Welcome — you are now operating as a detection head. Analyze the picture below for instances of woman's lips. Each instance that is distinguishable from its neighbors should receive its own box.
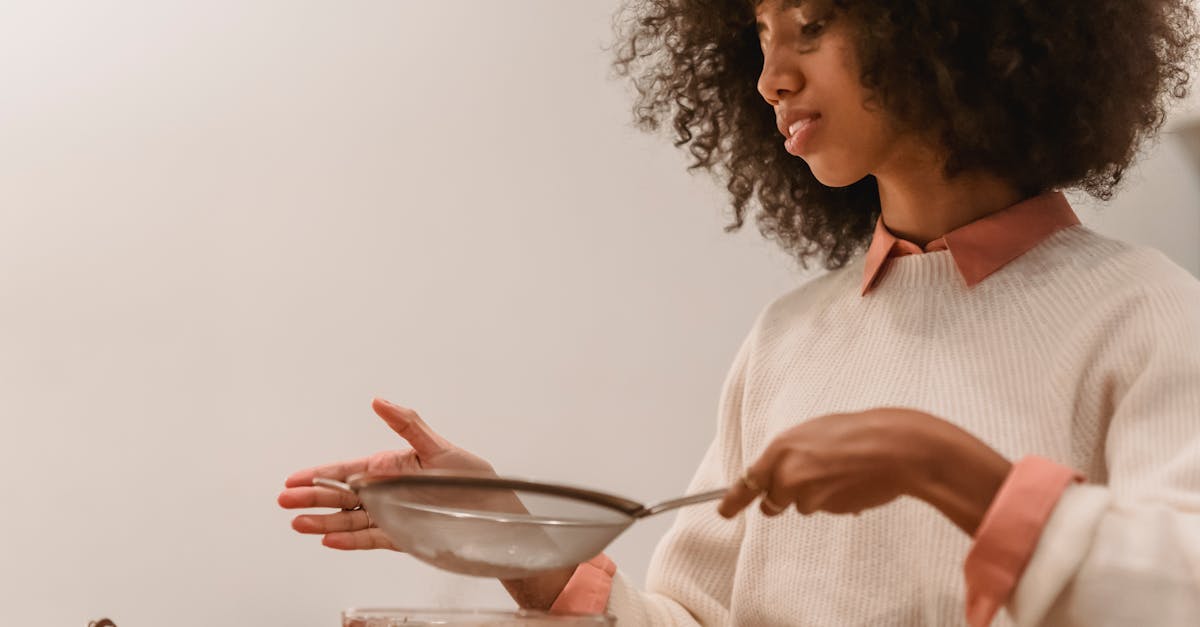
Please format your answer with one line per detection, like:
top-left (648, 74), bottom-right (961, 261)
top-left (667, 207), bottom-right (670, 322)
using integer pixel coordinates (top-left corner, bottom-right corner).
top-left (784, 114), bottom-right (821, 156)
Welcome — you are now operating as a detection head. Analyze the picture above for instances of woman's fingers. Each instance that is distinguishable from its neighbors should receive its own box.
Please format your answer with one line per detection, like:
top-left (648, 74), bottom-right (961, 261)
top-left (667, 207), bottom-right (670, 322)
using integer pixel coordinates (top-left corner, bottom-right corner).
top-left (759, 469), bottom-right (877, 517)
top-left (277, 486), bottom-right (360, 510)
top-left (760, 492), bottom-right (791, 516)
top-left (291, 510), bottom-right (373, 534)
top-left (717, 466), bottom-right (772, 518)
top-left (759, 456), bottom-right (851, 516)
top-left (718, 439), bottom-right (792, 518)
top-left (287, 501), bottom-right (399, 552)
top-left (279, 399), bottom-right (462, 554)
top-left (322, 527), bottom-right (397, 551)
top-left (372, 398), bottom-right (448, 460)
top-left (721, 445), bottom-right (830, 518)
top-left (760, 468), bottom-right (799, 517)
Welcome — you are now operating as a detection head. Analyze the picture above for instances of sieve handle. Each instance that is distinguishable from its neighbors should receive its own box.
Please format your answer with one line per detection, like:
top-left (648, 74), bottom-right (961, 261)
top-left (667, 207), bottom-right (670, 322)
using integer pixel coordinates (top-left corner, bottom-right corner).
top-left (313, 477), bottom-right (355, 495)
top-left (637, 488), bottom-right (728, 518)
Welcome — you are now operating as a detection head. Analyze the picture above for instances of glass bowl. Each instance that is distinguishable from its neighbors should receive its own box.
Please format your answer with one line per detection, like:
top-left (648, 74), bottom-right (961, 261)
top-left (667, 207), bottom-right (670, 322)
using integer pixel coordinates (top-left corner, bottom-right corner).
top-left (341, 608), bottom-right (615, 626)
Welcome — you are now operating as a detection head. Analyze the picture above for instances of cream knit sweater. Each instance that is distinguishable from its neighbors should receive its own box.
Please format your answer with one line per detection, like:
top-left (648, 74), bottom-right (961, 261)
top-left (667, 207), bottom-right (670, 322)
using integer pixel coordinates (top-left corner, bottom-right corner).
top-left (605, 225), bottom-right (1200, 626)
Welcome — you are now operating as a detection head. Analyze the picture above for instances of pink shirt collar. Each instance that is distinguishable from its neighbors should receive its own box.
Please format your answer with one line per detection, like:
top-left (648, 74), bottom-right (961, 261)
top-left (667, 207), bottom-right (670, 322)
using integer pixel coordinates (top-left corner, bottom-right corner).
top-left (860, 191), bottom-right (1081, 295)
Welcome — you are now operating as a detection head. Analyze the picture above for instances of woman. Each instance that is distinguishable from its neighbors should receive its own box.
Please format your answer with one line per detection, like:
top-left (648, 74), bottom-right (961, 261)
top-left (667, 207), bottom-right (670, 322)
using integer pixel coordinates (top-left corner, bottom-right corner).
top-left (278, 0), bottom-right (1200, 624)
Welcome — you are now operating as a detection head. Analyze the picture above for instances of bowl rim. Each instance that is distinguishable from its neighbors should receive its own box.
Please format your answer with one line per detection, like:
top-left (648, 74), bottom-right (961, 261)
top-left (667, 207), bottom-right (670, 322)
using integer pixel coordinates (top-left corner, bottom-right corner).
top-left (341, 607), bottom-right (616, 622)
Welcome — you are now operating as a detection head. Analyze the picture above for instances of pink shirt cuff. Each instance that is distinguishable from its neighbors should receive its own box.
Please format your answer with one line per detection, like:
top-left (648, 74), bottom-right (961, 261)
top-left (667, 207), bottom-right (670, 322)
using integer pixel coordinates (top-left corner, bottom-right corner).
top-left (963, 455), bottom-right (1084, 627)
top-left (549, 553), bottom-right (617, 615)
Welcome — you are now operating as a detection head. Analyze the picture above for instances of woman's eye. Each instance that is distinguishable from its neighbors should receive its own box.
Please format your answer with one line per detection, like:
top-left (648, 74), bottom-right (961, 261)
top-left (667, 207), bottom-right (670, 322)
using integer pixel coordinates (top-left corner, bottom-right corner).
top-left (800, 20), bottom-right (826, 37)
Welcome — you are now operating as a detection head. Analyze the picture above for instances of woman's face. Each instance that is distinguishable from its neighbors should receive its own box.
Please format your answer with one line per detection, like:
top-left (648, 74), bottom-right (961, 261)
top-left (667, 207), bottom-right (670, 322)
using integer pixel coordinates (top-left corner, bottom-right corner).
top-left (755, 0), bottom-right (906, 187)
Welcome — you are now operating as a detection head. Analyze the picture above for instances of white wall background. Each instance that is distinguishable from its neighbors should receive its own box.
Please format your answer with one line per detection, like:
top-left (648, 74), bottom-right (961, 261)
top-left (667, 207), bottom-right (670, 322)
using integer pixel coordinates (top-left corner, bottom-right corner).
top-left (0, 2), bottom-right (1196, 625)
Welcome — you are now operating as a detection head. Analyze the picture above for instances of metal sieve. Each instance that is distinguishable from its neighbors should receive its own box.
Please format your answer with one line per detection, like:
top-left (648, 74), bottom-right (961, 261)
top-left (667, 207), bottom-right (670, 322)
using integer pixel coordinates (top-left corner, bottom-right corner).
top-left (314, 470), bottom-right (727, 579)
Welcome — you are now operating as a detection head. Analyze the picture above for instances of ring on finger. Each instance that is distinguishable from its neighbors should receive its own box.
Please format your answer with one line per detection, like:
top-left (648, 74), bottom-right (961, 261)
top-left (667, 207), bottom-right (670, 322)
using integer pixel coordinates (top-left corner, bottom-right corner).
top-left (762, 496), bottom-right (788, 514)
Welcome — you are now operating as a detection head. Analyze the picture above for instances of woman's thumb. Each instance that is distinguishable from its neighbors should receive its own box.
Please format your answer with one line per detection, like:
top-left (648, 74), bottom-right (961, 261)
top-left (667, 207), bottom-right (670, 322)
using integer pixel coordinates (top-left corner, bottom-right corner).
top-left (371, 397), bottom-right (446, 458)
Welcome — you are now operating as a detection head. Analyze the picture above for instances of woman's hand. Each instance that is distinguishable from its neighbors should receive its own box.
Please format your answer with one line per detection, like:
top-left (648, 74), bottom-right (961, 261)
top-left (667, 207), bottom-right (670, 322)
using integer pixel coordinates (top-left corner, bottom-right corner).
top-left (717, 408), bottom-right (1013, 536)
top-left (277, 397), bottom-right (495, 551)
top-left (277, 398), bottom-right (575, 610)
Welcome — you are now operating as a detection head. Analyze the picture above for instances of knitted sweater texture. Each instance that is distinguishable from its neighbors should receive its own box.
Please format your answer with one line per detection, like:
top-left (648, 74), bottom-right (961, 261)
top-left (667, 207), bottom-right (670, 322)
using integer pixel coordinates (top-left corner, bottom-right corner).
top-left (606, 225), bottom-right (1200, 626)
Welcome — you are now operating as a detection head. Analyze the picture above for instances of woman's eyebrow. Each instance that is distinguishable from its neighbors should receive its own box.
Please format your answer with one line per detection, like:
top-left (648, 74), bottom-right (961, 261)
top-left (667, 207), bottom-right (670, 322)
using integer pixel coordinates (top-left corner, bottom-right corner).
top-left (756, 0), bottom-right (808, 33)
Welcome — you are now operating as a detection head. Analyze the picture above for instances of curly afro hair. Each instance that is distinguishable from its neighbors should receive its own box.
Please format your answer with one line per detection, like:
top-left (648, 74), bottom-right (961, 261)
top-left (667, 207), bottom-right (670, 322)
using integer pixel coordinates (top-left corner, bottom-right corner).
top-left (609, 0), bottom-right (1199, 269)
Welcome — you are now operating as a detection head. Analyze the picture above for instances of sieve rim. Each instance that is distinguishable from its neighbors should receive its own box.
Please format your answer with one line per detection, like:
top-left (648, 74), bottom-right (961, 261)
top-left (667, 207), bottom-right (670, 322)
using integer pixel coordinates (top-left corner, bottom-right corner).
top-left (347, 470), bottom-right (646, 517)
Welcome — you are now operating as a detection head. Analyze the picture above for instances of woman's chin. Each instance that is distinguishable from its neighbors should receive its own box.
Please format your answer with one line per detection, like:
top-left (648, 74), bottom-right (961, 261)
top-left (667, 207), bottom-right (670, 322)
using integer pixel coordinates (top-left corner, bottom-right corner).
top-left (806, 164), bottom-right (864, 186)
top-left (804, 160), bottom-right (866, 188)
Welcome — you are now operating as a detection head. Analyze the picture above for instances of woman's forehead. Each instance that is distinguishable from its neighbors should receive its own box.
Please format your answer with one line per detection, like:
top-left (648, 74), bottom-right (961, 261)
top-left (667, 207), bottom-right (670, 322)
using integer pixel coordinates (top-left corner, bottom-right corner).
top-left (753, 0), bottom-right (822, 19)
top-left (752, 0), bottom-right (807, 11)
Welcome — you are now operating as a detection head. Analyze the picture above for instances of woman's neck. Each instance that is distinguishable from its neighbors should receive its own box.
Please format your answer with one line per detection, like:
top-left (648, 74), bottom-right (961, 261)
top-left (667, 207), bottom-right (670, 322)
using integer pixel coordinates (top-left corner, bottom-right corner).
top-left (873, 143), bottom-right (1025, 247)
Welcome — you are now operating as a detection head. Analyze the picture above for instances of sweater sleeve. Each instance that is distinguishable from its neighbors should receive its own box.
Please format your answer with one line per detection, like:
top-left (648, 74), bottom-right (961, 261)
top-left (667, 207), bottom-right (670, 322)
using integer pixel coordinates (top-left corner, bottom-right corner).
top-left (1002, 282), bottom-right (1200, 626)
top-left (963, 456), bottom-right (1083, 626)
top-left (600, 323), bottom-right (756, 627)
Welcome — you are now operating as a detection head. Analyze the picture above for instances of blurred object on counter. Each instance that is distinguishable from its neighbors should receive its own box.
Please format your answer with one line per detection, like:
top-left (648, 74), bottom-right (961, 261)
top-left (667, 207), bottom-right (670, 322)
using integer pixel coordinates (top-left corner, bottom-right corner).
top-left (88, 620), bottom-right (116, 627)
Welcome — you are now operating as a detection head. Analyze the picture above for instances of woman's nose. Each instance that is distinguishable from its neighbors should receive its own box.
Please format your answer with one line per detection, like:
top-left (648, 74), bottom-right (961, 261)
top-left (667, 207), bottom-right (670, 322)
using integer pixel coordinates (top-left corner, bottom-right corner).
top-left (757, 47), bottom-right (804, 105)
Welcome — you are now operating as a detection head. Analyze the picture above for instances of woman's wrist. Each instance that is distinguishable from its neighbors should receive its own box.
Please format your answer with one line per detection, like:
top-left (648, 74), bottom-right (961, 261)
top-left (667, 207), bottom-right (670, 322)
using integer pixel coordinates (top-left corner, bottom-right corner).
top-left (906, 418), bottom-right (1013, 536)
